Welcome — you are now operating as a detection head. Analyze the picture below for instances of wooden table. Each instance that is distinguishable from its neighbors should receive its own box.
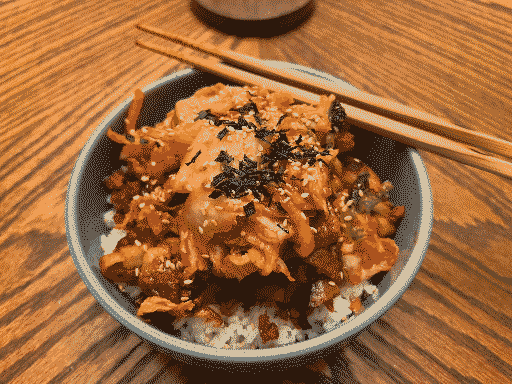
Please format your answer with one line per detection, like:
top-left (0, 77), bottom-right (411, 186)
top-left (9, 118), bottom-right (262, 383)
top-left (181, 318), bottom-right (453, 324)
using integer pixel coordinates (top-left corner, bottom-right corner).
top-left (2, 0), bottom-right (512, 383)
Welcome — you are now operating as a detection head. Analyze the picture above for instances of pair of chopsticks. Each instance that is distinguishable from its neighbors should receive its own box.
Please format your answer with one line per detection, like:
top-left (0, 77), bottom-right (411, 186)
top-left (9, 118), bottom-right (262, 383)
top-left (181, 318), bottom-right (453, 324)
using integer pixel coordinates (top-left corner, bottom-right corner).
top-left (135, 24), bottom-right (512, 180)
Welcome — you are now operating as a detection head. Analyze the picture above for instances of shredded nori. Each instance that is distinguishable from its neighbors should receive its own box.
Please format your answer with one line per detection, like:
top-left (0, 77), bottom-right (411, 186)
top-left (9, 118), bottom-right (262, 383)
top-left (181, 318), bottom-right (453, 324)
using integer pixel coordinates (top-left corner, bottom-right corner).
top-left (195, 110), bottom-right (211, 121)
top-left (217, 127), bottom-right (229, 140)
top-left (209, 103), bottom-right (332, 202)
top-left (208, 190), bottom-right (224, 199)
top-left (185, 150), bottom-right (202, 166)
top-left (276, 114), bottom-right (287, 126)
top-left (238, 102), bottom-right (259, 116)
top-left (208, 150), bottom-right (284, 200)
top-left (215, 150), bottom-right (234, 164)
top-left (126, 134), bottom-right (135, 143)
top-left (140, 138), bottom-right (149, 145)
top-left (243, 201), bottom-right (256, 217)
top-left (254, 127), bottom-right (275, 142)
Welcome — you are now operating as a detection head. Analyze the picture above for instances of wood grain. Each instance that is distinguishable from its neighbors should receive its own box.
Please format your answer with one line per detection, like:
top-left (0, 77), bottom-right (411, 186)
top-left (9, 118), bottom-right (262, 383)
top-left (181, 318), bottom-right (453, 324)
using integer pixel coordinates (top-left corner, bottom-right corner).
top-left (1, 0), bottom-right (512, 383)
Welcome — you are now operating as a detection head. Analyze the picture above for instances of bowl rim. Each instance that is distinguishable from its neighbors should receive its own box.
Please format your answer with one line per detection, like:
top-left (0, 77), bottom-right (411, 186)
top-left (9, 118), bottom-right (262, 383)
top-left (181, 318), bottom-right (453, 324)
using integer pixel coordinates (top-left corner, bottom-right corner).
top-left (65, 61), bottom-right (433, 363)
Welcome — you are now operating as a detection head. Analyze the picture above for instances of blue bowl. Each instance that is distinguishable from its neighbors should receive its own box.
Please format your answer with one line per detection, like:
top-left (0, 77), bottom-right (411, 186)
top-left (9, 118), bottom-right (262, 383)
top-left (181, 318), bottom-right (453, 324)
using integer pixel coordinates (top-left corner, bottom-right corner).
top-left (65, 61), bottom-right (433, 371)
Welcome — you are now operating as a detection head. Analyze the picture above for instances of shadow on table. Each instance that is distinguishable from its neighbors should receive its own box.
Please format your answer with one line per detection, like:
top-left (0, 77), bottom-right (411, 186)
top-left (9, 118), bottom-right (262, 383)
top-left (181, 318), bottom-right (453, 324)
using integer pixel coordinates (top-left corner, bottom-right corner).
top-left (146, 341), bottom-right (363, 384)
top-left (189, 0), bottom-right (316, 38)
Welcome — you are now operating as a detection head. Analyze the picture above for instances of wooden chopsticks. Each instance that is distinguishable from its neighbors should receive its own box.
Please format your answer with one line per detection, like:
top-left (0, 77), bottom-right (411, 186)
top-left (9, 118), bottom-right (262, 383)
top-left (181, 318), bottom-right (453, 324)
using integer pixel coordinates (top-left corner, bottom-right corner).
top-left (135, 24), bottom-right (512, 180)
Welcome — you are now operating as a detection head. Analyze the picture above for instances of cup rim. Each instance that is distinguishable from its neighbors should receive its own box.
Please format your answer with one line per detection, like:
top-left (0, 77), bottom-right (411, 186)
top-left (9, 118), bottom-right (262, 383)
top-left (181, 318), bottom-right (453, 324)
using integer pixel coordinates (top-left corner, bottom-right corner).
top-left (65, 61), bottom-right (433, 363)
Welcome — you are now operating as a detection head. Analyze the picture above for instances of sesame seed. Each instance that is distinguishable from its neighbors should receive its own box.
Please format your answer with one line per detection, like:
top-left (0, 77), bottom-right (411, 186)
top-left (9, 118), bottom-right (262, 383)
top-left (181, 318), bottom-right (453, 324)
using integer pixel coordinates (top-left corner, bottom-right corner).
top-left (346, 200), bottom-right (354, 207)
top-left (170, 263), bottom-right (176, 270)
top-left (300, 212), bottom-right (307, 219)
top-left (142, 127), bottom-right (148, 133)
top-left (150, 179), bottom-right (157, 185)
top-left (184, 279), bottom-right (193, 285)
top-left (211, 219), bottom-right (218, 226)
top-left (354, 158), bottom-right (360, 162)
top-left (133, 195), bottom-right (140, 200)
top-left (203, 220), bottom-right (208, 227)
top-left (344, 216), bottom-right (353, 221)
top-left (286, 108), bottom-right (292, 113)
top-left (301, 193), bottom-right (309, 198)
top-left (338, 237), bottom-right (345, 243)
top-left (135, 267), bottom-right (139, 277)
top-left (283, 219), bottom-right (288, 226)
top-left (141, 176), bottom-right (149, 182)
top-left (135, 240), bottom-right (142, 246)
top-left (143, 193), bottom-right (149, 197)
top-left (283, 197), bottom-right (290, 203)
top-left (162, 219), bottom-right (170, 224)
top-left (241, 231), bottom-right (246, 236)
top-left (202, 254), bottom-right (210, 259)
top-left (198, 226), bottom-right (204, 234)
top-left (310, 227), bottom-right (318, 233)
top-left (215, 206), bottom-right (223, 210)
top-left (340, 271), bottom-right (344, 279)
top-left (292, 112), bottom-right (299, 118)
top-left (328, 281), bottom-right (336, 286)
top-left (359, 190), bottom-right (364, 197)
top-left (181, 297), bottom-right (189, 302)
top-left (139, 203), bottom-right (145, 208)
top-left (151, 161), bottom-right (156, 166)
top-left (143, 244), bottom-right (148, 251)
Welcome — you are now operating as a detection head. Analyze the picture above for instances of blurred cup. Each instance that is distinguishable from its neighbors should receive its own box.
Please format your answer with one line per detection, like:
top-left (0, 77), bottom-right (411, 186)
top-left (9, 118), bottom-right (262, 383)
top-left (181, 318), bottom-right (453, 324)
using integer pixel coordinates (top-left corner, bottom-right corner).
top-left (194, 0), bottom-right (311, 20)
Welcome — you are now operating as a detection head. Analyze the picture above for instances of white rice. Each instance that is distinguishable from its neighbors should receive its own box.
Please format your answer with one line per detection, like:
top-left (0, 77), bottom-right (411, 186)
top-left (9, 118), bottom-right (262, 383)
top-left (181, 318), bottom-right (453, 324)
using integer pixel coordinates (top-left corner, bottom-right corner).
top-left (97, 197), bottom-right (378, 349)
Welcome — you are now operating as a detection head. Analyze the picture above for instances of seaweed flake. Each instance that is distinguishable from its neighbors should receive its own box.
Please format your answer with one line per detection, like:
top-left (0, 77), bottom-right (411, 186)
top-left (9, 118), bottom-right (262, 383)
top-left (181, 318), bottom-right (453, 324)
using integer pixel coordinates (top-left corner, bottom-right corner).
top-left (185, 150), bottom-right (202, 166)
top-left (276, 114), bottom-right (287, 126)
top-left (126, 134), bottom-right (135, 143)
top-left (254, 127), bottom-right (275, 142)
top-left (238, 102), bottom-right (259, 116)
top-left (243, 201), bottom-right (256, 217)
top-left (194, 110), bottom-right (211, 121)
top-left (217, 127), bottom-right (229, 140)
top-left (215, 150), bottom-right (234, 164)
top-left (208, 190), bottom-right (224, 199)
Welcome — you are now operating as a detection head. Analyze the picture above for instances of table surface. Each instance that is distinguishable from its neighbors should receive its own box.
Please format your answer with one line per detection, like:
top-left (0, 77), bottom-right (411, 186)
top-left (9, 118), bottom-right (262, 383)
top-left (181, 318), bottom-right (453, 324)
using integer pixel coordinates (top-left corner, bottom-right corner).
top-left (2, 0), bottom-right (512, 383)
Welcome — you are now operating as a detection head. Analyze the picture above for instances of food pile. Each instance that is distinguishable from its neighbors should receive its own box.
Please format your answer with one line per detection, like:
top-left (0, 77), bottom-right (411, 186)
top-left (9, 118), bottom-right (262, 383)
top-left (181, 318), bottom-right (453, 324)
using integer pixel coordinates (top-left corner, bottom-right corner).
top-left (100, 83), bottom-right (405, 349)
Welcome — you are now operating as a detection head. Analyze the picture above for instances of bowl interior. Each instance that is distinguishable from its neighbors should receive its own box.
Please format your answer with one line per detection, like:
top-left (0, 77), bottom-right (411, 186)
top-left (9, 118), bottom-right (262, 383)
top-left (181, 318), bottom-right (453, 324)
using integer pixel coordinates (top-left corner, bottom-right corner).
top-left (66, 62), bottom-right (433, 365)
